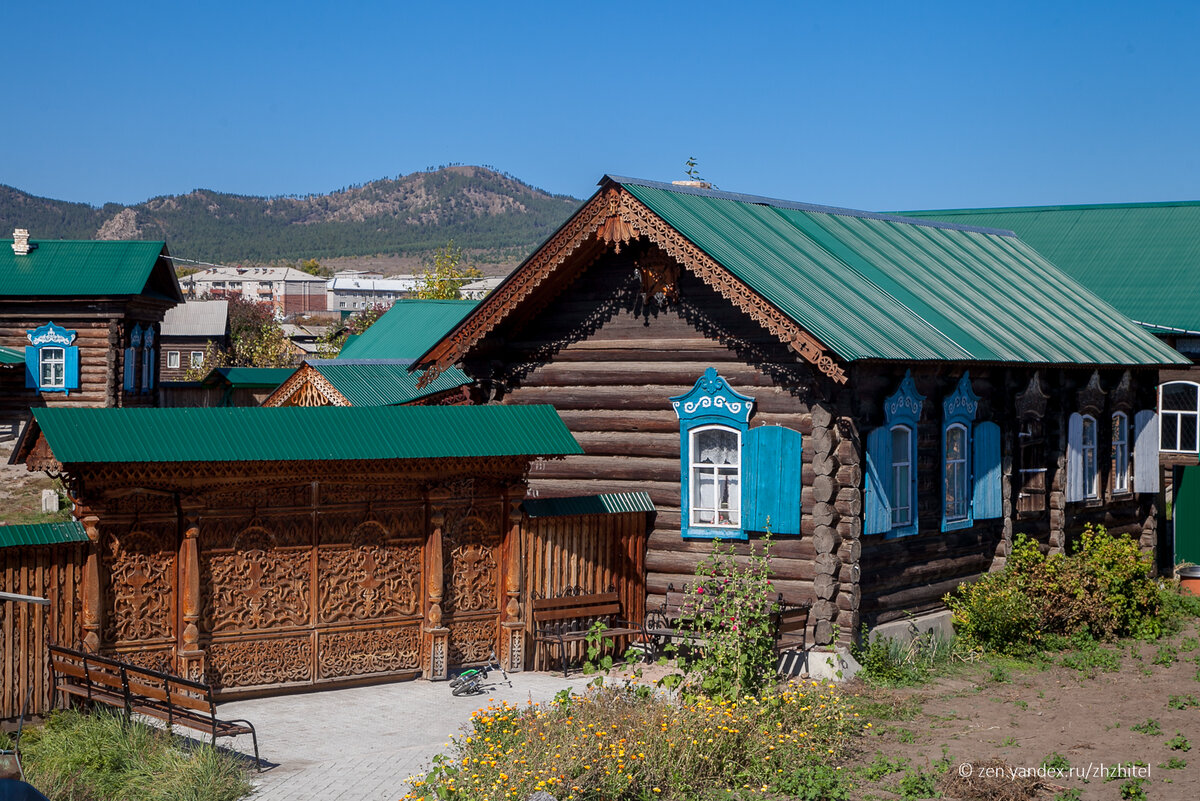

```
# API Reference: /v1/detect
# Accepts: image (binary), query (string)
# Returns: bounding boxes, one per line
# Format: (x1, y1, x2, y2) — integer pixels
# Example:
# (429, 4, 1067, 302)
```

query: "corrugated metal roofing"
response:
(0, 521, 89, 549)
(161, 300, 229, 337)
(0, 346, 23, 365)
(1, 239, 174, 297)
(613, 178, 1186, 366)
(522, 492, 656, 518)
(308, 359, 470, 406)
(202, 367, 295, 389)
(27, 405, 582, 463)
(898, 201, 1200, 335)
(339, 299, 479, 360)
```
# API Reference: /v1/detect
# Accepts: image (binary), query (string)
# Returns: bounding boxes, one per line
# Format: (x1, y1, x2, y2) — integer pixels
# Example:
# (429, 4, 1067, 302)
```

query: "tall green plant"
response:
(678, 532, 779, 699)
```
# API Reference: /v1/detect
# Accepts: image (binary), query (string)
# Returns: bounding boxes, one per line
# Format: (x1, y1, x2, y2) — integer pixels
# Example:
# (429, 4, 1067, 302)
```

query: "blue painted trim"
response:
(25, 322, 79, 396)
(878, 370, 924, 538)
(941, 373, 979, 532)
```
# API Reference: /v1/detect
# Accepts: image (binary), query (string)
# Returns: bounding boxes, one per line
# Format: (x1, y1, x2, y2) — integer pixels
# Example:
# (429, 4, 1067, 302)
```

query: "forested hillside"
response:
(0, 166, 580, 265)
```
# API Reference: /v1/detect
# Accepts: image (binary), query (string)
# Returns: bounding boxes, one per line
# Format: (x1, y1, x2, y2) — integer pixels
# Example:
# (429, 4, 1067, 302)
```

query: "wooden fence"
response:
(522, 511, 649, 671)
(1, 543, 85, 721)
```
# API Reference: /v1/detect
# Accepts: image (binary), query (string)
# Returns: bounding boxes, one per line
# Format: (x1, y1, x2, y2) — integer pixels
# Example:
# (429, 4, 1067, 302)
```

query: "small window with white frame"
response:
(944, 422, 970, 521)
(689, 425, 741, 528)
(1112, 411, 1129, 492)
(1160, 381, 1200, 453)
(190, 351, 204, 368)
(39, 347, 66, 388)
(889, 425, 913, 527)
(167, 351, 181, 369)
(1081, 414, 1099, 499)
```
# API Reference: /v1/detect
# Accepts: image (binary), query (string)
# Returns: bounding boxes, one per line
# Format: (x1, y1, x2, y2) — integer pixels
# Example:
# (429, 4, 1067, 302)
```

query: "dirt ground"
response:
(0, 441, 69, 527)
(847, 621, 1200, 800)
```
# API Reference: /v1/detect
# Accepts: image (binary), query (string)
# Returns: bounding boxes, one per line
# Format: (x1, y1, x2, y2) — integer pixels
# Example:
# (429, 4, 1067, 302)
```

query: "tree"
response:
(314, 303, 388, 357)
(184, 294, 293, 378)
(415, 240, 483, 299)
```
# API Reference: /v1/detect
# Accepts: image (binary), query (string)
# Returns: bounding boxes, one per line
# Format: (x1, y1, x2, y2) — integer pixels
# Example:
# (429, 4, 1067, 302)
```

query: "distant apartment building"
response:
(460, 276, 504, 299)
(159, 300, 229, 381)
(326, 275, 419, 312)
(180, 266, 327, 314)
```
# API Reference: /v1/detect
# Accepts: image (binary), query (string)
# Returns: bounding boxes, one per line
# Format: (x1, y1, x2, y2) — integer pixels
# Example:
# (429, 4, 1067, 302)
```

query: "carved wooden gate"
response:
(441, 503, 505, 669)
(197, 497, 428, 693)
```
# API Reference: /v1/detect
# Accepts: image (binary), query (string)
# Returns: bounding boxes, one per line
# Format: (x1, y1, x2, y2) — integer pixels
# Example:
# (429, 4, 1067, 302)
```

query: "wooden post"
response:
(501, 486, 525, 672)
(81, 513, 103, 653)
(177, 497, 205, 681)
(424, 492, 449, 680)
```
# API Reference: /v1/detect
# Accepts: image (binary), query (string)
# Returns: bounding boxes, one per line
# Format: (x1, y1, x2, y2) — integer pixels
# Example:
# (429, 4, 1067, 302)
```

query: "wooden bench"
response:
(645, 583, 812, 660)
(49, 645, 260, 769)
(531, 588, 644, 677)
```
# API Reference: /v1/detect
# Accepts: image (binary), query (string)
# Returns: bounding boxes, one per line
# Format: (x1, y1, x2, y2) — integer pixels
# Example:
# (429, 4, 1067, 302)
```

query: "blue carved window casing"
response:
(865, 370, 923, 538)
(671, 368, 802, 540)
(942, 373, 979, 531)
(24, 322, 80, 395)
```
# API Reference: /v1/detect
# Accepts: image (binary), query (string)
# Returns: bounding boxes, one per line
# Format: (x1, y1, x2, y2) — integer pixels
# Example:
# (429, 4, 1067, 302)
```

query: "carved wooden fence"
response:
(1, 543, 85, 720)
(522, 511, 649, 671)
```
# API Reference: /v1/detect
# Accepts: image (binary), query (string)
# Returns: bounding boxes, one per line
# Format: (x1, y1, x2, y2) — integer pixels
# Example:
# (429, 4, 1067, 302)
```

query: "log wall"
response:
(0, 543, 85, 721)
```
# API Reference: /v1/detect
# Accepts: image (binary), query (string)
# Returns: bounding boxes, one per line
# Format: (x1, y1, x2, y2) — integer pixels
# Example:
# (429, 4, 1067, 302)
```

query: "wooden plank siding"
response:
(0, 543, 84, 720)
(521, 511, 648, 671)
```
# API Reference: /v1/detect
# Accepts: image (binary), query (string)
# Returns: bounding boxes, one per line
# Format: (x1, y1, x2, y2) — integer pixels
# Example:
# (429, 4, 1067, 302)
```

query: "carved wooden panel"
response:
(448, 619, 498, 666)
(202, 516, 311, 551)
(102, 526, 176, 644)
(112, 646, 175, 673)
(318, 541, 423, 623)
(203, 484, 311, 511)
(442, 513, 500, 615)
(202, 546, 311, 633)
(205, 636, 312, 689)
(317, 626, 421, 678)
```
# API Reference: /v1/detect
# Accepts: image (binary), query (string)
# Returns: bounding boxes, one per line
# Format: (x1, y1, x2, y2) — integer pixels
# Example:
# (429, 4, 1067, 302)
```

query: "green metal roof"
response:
(612, 178, 1185, 366)
(26, 405, 582, 463)
(1, 239, 182, 300)
(522, 492, 656, 518)
(339, 300, 479, 360)
(202, 367, 296, 389)
(898, 201, 1200, 335)
(0, 521, 89, 549)
(309, 359, 470, 406)
(0, 346, 23, 365)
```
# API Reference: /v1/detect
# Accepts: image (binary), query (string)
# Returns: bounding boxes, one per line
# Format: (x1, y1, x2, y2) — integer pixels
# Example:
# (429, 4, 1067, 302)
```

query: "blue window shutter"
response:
(148, 348, 155, 390)
(123, 348, 136, 392)
(1066, 412, 1084, 502)
(1134, 410, 1159, 494)
(64, 346, 80, 393)
(864, 426, 893, 535)
(972, 421, 1002, 519)
(743, 425, 802, 535)
(24, 346, 38, 389)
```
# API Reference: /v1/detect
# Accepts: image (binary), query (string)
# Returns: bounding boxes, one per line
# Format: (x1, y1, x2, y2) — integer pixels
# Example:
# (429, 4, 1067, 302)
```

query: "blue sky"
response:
(3, 1, 1198, 210)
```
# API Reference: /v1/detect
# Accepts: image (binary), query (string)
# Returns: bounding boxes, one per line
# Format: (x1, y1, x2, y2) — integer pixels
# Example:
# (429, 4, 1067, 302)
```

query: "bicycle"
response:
(448, 651, 511, 696)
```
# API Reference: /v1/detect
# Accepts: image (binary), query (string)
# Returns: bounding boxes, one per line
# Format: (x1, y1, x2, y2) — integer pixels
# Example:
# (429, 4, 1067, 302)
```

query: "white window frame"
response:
(889, 424, 914, 527)
(944, 422, 970, 523)
(39, 346, 66, 388)
(688, 424, 742, 529)
(1112, 411, 1129, 493)
(190, 351, 205, 368)
(1159, 381, 1200, 453)
(1081, 414, 1099, 499)
(167, 351, 181, 369)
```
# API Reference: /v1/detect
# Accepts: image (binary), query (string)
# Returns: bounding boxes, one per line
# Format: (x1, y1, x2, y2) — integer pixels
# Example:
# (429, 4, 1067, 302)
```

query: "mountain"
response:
(0, 166, 581, 268)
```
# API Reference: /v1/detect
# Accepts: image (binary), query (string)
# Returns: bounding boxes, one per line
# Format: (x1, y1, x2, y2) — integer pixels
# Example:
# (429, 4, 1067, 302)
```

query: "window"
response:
(1112, 412, 1129, 492)
(890, 425, 913, 527)
(1017, 418, 1047, 514)
(1081, 414, 1099, 499)
(190, 351, 204, 367)
(1160, 381, 1200, 453)
(167, 351, 180, 369)
(944, 423, 969, 522)
(39, 347, 65, 388)
(689, 426, 741, 528)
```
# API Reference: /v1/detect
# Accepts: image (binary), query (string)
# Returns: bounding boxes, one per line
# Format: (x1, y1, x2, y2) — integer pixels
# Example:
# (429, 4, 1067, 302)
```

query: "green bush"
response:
(946, 526, 1165, 654)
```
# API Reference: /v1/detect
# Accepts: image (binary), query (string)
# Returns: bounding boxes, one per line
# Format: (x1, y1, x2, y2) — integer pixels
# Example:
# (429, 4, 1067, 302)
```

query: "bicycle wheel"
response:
(452, 679, 478, 697)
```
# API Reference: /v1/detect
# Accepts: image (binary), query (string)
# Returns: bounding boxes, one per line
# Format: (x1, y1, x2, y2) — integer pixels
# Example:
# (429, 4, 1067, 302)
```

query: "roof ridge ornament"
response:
(595, 190, 639, 253)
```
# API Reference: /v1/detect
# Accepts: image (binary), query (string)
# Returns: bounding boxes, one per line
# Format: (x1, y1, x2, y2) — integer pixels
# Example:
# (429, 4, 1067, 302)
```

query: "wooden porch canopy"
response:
(14, 405, 583, 691)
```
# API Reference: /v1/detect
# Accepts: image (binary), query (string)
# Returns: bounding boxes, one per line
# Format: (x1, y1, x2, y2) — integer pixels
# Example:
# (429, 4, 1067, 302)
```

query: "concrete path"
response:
(217, 671, 595, 801)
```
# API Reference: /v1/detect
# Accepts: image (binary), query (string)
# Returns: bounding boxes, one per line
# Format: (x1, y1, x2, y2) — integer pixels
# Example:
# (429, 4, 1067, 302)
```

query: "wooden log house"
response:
(11, 404, 621, 697)
(414, 176, 1189, 646)
(0, 231, 183, 440)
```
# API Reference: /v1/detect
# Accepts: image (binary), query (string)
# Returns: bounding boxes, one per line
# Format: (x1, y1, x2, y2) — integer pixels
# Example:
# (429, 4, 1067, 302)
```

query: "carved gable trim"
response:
(264, 365, 349, 408)
(1078, 370, 1106, 416)
(418, 184, 848, 386)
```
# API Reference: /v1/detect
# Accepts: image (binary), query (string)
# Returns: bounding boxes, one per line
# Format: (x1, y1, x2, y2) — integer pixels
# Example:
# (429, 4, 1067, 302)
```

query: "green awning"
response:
(0, 521, 88, 549)
(523, 492, 655, 518)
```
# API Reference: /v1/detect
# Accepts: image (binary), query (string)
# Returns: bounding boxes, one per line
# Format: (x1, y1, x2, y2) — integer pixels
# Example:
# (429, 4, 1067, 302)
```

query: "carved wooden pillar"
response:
(81, 514, 103, 652)
(501, 487, 525, 672)
(177, 498, 206, 682)
(424, 492, 449, 680)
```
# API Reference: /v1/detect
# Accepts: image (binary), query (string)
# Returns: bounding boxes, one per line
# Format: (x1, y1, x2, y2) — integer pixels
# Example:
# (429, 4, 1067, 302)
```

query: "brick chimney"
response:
(11, 228, 33, 255)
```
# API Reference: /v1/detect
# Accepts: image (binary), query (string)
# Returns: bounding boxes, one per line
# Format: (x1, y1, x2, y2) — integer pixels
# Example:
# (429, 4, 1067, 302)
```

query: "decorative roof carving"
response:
(1078, 370, 1106, 416)
(670, 367, 756, 424)
(1110, 370, 1134, 411)
(884, 370, 924, 425)
(943, 372, 979, 422)
(1016, 371, 1049, 420)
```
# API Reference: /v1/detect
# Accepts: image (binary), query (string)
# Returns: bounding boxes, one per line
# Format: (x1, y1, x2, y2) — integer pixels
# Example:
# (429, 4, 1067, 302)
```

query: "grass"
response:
(406, 682, 864, 801)
(15, 708, 251, 801)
